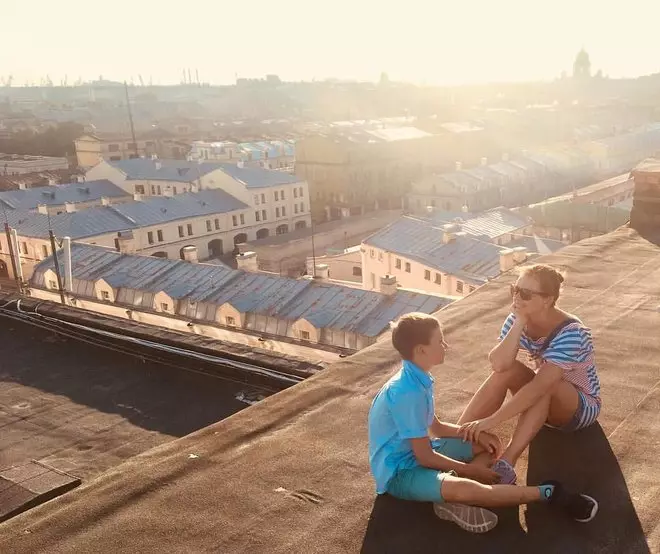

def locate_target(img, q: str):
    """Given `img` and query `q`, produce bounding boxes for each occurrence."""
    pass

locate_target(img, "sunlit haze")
[2,0,659,86]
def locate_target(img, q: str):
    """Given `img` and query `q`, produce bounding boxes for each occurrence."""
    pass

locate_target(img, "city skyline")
[2,0,659,87]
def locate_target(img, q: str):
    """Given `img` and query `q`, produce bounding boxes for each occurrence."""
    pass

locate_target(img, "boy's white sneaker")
[433,503,498,533]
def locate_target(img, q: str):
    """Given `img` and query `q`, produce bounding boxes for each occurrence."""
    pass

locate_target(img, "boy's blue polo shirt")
[368,360,435,494]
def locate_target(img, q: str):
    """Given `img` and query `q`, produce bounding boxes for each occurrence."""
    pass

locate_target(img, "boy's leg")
[441,474,544,507]
[457,360,535,425]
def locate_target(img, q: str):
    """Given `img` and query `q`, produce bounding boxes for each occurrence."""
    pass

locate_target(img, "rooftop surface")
[31,243,451,339]
[6,188,248,239]
[0,317,257,497]
[0,179,129,211]
[2,226,658,553]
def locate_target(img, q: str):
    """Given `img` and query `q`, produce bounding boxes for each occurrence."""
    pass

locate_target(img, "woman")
[457,264,601,485]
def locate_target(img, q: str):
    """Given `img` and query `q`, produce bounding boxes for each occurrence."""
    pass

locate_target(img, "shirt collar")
[402,359,434,389]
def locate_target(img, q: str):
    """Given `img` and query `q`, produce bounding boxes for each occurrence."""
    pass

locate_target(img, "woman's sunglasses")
[510,284,549,301]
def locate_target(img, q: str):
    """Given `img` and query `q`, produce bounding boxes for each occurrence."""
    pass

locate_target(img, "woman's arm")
[489,315,525,372]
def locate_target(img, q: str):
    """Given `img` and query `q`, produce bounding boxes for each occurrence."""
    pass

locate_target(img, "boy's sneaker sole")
[433,503,498,533]
[574,494,599,523]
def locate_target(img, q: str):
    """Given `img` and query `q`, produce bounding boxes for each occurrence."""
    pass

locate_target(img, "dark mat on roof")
[0,228,658,553]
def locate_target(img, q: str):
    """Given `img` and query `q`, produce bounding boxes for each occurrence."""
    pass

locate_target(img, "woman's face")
[511,274,552,318]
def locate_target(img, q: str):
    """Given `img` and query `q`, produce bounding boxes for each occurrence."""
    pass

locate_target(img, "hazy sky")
[2,0,659,86]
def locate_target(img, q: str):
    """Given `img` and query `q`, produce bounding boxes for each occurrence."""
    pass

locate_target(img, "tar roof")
[0,180,129,211]
[30,243,450,336]
[3,226,657,553]
[7,189,248,239]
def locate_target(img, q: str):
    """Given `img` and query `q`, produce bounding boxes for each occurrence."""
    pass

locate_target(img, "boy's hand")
[458,416,496,443]
[460,463,500,484]
[477,432,503,459]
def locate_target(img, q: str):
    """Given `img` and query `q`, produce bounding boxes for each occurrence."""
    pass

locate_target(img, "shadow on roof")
[361,424,649,554]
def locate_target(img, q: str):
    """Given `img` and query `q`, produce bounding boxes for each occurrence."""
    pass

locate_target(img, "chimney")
[380,274,397,296]
[101,196,110,206]
[630,158,660,232]
[499,248,515,272]
[502,152,510,162]
[62,236,73,292]
[163,187,174,197]
[237,160,245,169]
[37,204,48,215]
[116,230,136,254]
[236,251,258,271]
[154,161,162,170]
[314,263,330,280]
[182,245,199,263]
[18,181,27,190]
[133,193,143,202]
[455,161,462,172]
[512,246,527,264]
[64,202,76,213]
[442,223,459,244]
[481,157,488,166]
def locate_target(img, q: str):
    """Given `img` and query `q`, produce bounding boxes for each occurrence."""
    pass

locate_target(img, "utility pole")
[49,230,66,304]
[124,81,139,158]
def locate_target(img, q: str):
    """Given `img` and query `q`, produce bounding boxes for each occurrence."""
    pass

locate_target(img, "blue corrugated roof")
[109,158,300,189]
[364,215,562,284]
[425,209,529,239]
[30,243,451,338]
[8,189,248,239]
[0,180,129,211]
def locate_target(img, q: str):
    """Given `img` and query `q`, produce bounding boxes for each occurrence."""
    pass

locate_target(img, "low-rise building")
[189,140,295,171]
[1,153,69,175]
[361,209,563,296]
[527,172,634,208]
[27,243,452,354]
[0,179,131,215]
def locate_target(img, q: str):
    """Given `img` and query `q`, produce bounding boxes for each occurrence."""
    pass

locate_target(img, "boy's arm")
[429,416,460,438]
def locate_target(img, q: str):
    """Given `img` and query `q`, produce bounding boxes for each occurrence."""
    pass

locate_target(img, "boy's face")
[415,327,448,367]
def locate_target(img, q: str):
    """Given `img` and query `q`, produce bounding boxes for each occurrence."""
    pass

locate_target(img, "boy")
[368,313,598,533]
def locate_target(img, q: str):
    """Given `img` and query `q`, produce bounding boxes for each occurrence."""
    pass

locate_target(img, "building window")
[173,186,177,195]
[102,291,110,301]
[261,193,266,203]
[148,232,154,245]
[434,273,442,284]
[395,258,401,269]
[135,184,145,194]
[469,286,476,293]
[299,187,304,197]
[300,202,304,212]
[405,262,411,273]
[424,269,431,281]
[276,207,281,218]
[281,189,285,200]
[281,206,286,217]
[206,220,212,232]
[42,245,49,257]
[226,316,236,326]
[21,242,28,255]
[178,225,184,238]
[294,188,298,198]
[151,185,156,195]
[161,303,169,312]
[157,230,164,242]
[240,214,245,225]
[456,281,464,294]
[255,211,261,222]
[274,191,279,201]
[254,194,260,205]
[378,252,383,261]
[49,279,57,290]
[294,204,298,214]
[370,249,375,258]
[214,218,220,230]
[353,266,362,277]
[232,215,238,226]
[157,185,162,195]
[187,224,193,236]
[108,144,119,152]
[127,142,137,151]
[300,330,310,341]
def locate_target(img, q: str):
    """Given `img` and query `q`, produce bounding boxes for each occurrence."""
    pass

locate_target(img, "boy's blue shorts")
[386,438,474,503]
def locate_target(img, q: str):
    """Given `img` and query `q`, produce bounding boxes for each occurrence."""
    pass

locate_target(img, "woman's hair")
[518,264,565,306]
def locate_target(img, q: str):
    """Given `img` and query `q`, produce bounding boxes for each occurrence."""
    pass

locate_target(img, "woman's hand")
[458,417,497,444]
[477,431,503,458]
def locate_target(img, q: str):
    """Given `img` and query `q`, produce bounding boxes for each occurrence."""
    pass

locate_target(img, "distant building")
[361,209,563,297]
[189,140,295,171]
[28,243,452,354]
[0,153,69,175]
[74,134,188,168]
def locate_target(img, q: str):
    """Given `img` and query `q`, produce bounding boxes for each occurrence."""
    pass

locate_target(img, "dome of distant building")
[573,48,591,79]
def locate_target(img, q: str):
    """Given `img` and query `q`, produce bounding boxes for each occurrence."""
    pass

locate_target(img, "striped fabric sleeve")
[542,325,594,370]
[499,313,517,341]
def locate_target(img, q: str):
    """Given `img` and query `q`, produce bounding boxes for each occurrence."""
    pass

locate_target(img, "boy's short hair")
[391,312,441,360]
